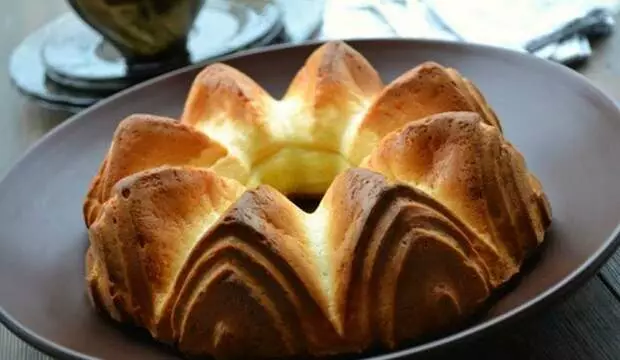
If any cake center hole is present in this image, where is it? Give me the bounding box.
[286,194,322,213]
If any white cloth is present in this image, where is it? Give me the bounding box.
[318,0,620,63]
[425,0,618,50]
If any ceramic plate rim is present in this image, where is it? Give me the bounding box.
[2,38,620,360]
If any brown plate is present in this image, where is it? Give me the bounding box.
[1,39,620,360]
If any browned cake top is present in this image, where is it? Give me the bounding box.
[83,41,551,360]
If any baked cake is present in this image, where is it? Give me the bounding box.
[83,41,552,359]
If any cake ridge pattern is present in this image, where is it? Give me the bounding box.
[84,41,551,359]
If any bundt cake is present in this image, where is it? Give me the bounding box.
[83,41,552,359]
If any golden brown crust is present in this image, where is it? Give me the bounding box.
[322,169,492,348]
[347,62,501,164]
[445,68,502,131]
[83,157,108,227]
[83,41,552,359]
[285,41,383,105]
[362,111,551,284]
[84,114,228,227]
[87,167,245,330]
[169,186,348,358]
[180,63,275,167]
[284,41,384,152]
[181,63,272,129]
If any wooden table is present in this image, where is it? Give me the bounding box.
[1,1,620,359]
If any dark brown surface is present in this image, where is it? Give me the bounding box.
[1,2,620,360]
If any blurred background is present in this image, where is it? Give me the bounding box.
[1,0,620,357]
[6,0,620,115]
